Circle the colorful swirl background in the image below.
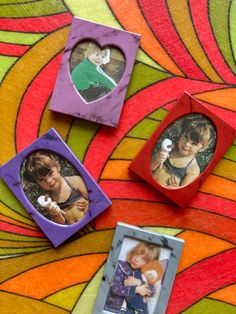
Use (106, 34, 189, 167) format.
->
(0, 1, 236, 313)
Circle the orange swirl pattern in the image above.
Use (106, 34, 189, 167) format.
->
(0, 1, 235, 313)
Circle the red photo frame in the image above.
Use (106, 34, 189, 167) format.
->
(129, 92, 235, 208)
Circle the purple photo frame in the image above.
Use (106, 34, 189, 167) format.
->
(49, 17, 141, 127)
(0, 128, 111, 247)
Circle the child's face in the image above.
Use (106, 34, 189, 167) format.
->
(88, 50, 107, 66)
(130, 254, 147, 269)
(178, 134, 205, 156)
(36, 166, 62, 191)
(144, 270, 158, 284)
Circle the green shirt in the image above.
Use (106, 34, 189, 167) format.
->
(71, 58, 117, 91)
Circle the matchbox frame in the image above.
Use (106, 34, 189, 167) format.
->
(49, 17, 140, 127)
(129, 92, 235, 208)
(0, 128, 111, 247)
(93, 222, 184, 314)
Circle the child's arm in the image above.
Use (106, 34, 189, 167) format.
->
(66, 176, 88, 198)
(151, 150, 169, 171)
(38, 195, 65, 224)
(47, 202, 66, 225)
(71, 65, 91, 91)
(152, 139, 173, 171)
(93, 68, 117, 90)
(46, 201, 66, 224)
(123, 276, 152, 297)
(167, 175, 181, 188)
(111, 262, 136, 297)
(111, 262, 151, 298)
(180, 159, 200, 186)
(124, 276, 142, 286)
(135, 285, 152, 297)
(66, 176, 89, 212)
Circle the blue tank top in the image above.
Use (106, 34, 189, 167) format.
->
(57, 179, 82, 210)
(163, 158, 194, 180)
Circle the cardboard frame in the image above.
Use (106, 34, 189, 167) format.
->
(50, 17, 140, 127)
(129, 92, 235, 207)
(93, 222, 184, 314)
(0, 128, 111, 247)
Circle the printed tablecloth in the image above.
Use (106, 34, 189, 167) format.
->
(0, 1, 236, 313)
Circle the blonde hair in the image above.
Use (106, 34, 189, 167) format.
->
(24, 150, 59, 182)
(126, 241, 160, 264)
(141, 260, 164, 284)
(84, 43, 110, 64)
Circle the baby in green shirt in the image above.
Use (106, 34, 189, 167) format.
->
(71, 43, 117, 102)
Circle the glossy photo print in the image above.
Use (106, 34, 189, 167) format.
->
(0, 128, 111, 247)
(129, 92, 236, 208)
(151, 114, 216, 189)
(50, 17, 140, 127)
(104, 237, 170, 314)
(93, 223, 184, 314)
(70, 41, 125, 103)
(21, 150, 89, 226)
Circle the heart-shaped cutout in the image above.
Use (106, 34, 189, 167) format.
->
(70, 40, 125, 103)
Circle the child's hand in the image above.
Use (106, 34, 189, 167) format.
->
(76, 197, 88, 212)
(46, 201, 64, 216)
(124, 276, 141, 286)
(159, 150, 169, 165)
(152, 150, 169, 170)
(135, 284, 152, 296)
(40, 195, 65, 224)
(167, 175, 180, 188)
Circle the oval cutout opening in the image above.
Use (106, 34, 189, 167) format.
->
(151, 113, 217, 189)
(21, 150, 89, 225)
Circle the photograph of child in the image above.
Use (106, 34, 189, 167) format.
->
(151, 114, 216, 189)
(21, 150, 89, 225)
(70, 41, 125, 102)
(104, 238, 170, 314)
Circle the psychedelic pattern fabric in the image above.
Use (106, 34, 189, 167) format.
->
(0, 1, 236, 313)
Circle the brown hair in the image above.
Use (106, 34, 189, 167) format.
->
(181, 114, 215, 148)
(23, 150, 59, 182)
(141, 260, 164, 284)
(126, 241, 160, 264)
